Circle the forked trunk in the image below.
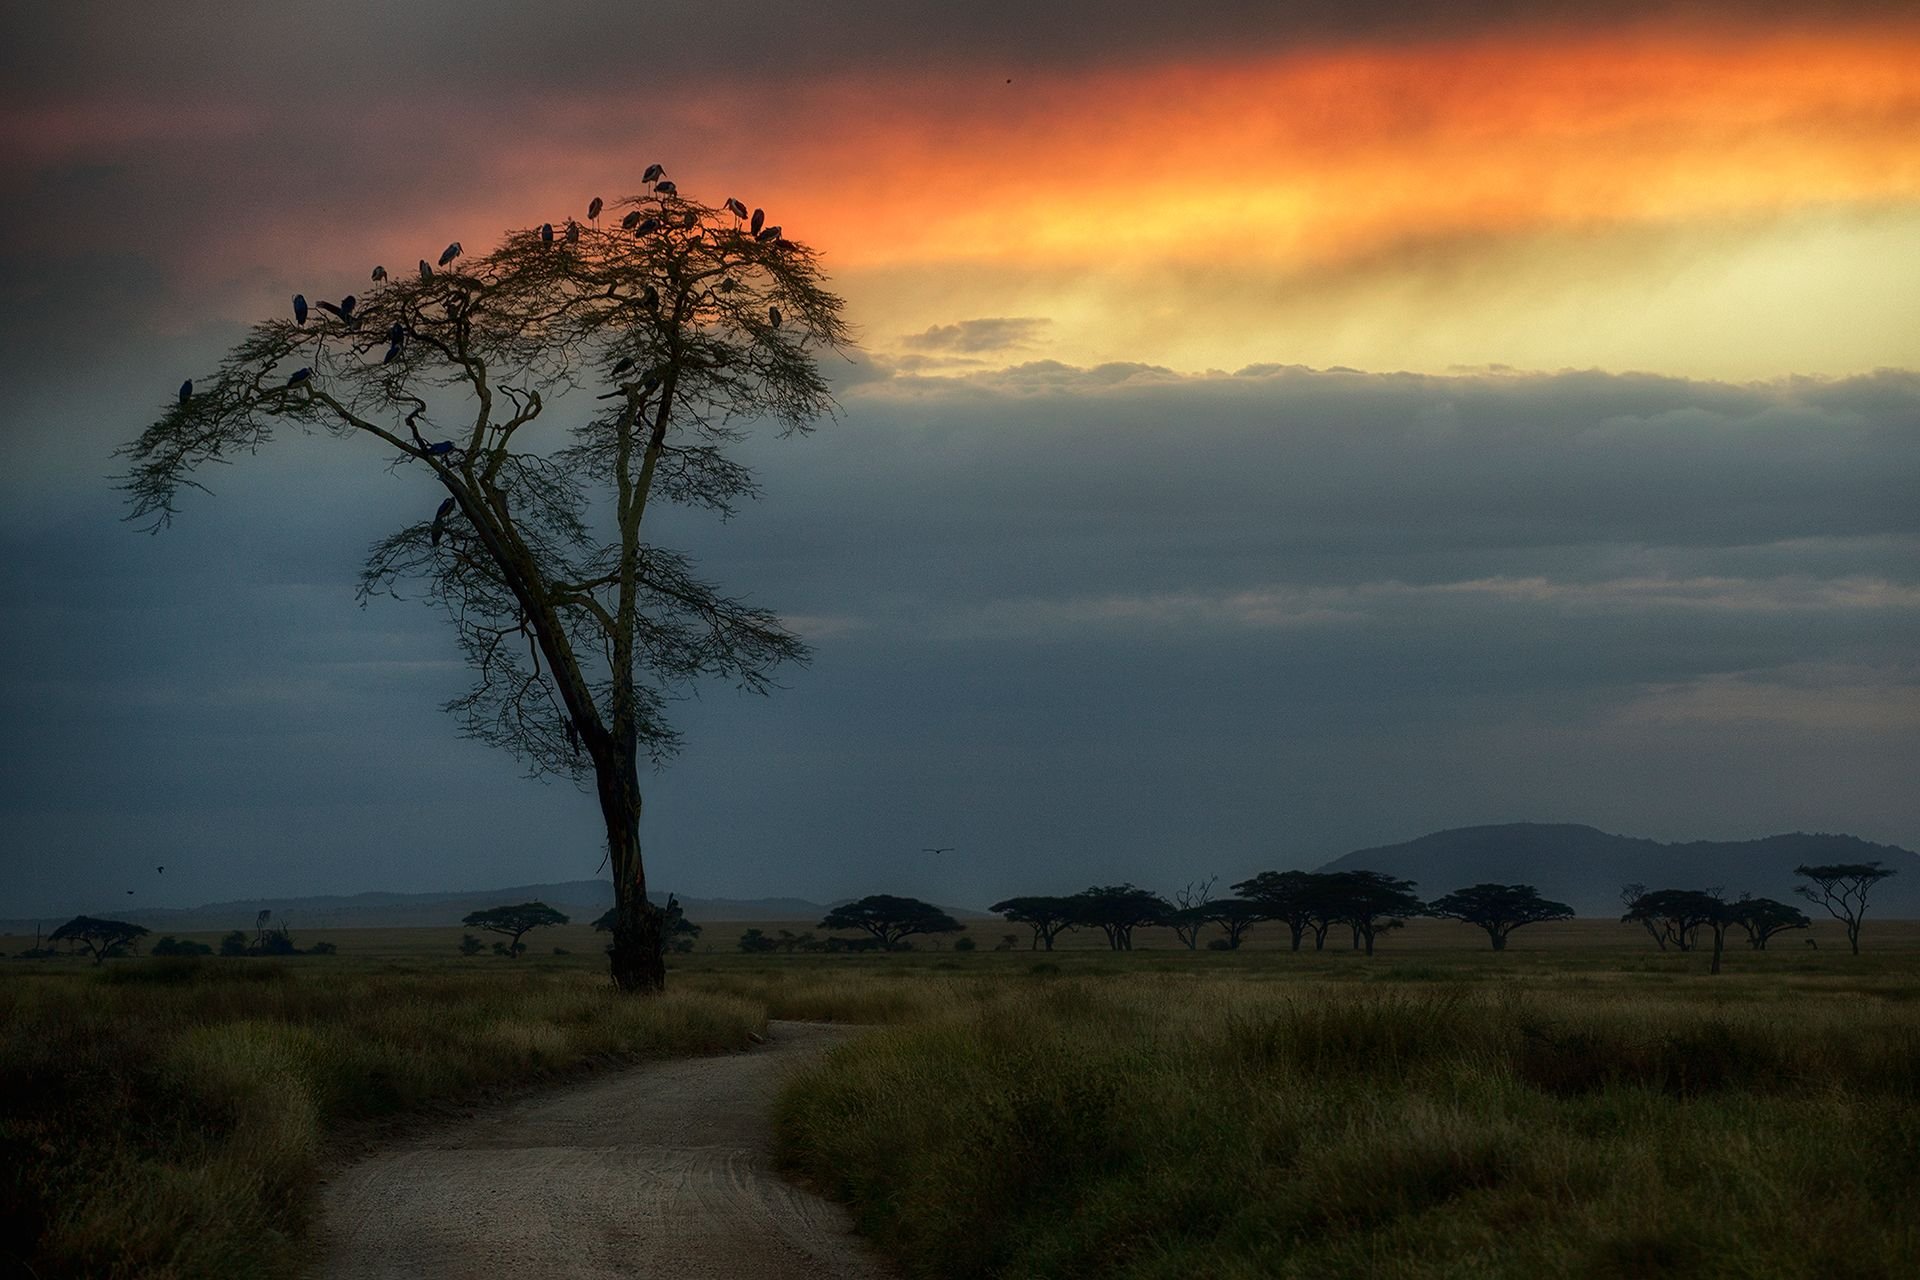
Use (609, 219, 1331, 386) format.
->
(597, 747, 665, 994)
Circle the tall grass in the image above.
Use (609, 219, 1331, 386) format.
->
(0, 959, 764, 1279)
(777, 973, 1920, 1278)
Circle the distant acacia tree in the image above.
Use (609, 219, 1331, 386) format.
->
(1202, 898, 1267, 950)
(1620, 882, 1667, 950)
(462, 902, 569, 957)
(1318, 870, 1425, 956)
(121, 179, 850, 994)
(1231, 870, 1320, 951)
(1794, 862, 1896, 955)
(1623, 889, 1735, 972)
(819, 895, 961, 949)
(1731, 896, 1811, 950)
(48, 916, 149, 965)
(1427, 884, 1574, 951)
(1166, 878, 1218, 950)
(989, 896, 1080, 951)
(1069, 884, 1171, 951)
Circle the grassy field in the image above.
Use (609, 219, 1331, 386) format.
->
(4, 922, 1917, 1278)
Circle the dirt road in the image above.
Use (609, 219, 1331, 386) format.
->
(316, 1021, 890, 1279)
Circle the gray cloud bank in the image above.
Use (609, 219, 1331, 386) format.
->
(2, 360, 1914, 916)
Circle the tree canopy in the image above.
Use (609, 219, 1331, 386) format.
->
(1069, 884, 1170, 951)
(1794, 861, 1895, 955)
(989, 896, 1081, 951)
(462, 902, 569, 957)
(1730, 896, 1810, 950)
(1231, 870, 1324, 951)
(48, 916, 149, 964)
(819, 895, 962, 948)
(121, 177, 850, 993)
(1427, 883, 1574, 951)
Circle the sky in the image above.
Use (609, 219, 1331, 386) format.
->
(1, 1, 1916, 917)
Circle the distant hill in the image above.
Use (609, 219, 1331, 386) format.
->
(4, 882, 836, 932)
(1315, 824, 1920, 916)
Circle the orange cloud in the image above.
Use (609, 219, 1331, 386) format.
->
(748, 24, 1920, 273)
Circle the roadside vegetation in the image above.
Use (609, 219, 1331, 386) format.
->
(777, 967, 1920, 1278)
(0, 960, 763, 1279)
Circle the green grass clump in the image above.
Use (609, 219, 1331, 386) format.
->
(777, 975, 1920, 1279)
(0, 960, 763, 1278)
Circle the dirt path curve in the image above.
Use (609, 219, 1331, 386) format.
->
(316, 1020, 890, 1279)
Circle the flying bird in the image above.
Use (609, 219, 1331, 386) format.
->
(438, 242, 462, 267)
(541, 222, 554, 244)
(653, 180, 677, 197)
(430, 496, 456, 546)
(749, 208, 765, 235)
(643, 163, 665, 184)
(419, 259, 433, 279)
(288, 367, 311, 385)
(371, 265, 387, 282)
(588, 196, 603, 222)
(755, 225, 782, 242)
(156, 866, 164, 873)
(768, 305, 781, 327)
(725, 198, 748, 219)
(177, 379, 192, 404)
(622, 210, 643, 230)
(922, 847, 956, 856)
(293, 294, 308, 325)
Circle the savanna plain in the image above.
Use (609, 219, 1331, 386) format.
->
(3, 918, 1916, 1279)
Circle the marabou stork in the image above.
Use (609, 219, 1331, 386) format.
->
(769, 305, 781, 328)
(588, 196, 604, 222)
(725, 198, 748, 219)
(653, 180, 677, 197)
(293, 294, 308, 325)
(178, 379, 193, 404)
(612, 356, 635, 375)
(755, 225, 782, 242)
(419, 259, 434, 279)
(371, 265, 388, 283)
(642, 163, 665, 184)
(622, 210, 643, 230)
(749, 208, 765, 236)
(288, 367, 311, 385)
(426, 440, 456, 456)
(541, 222, 554, 244)
(438, 242, 462, 267)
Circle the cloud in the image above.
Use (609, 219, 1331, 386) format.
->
(901, 317, 1052, 354)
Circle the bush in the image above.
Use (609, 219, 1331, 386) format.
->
(306, 941, 337, 956)
(739, 928, 780, 954)
(219, 931, 248, 957)
(151, 937, 214, 957)
(459, 933, 485, 956)
(952, 936, 977, 952)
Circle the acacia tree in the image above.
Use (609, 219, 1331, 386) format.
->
(49, 916, 149, 965)
(1427, 883, 1574, 951)
(463, 902, 569, 957)
(120, 179, 849, 992)
(1070, 884, 1170, 951)
(989, 895, 1080, 951)
(1319, 870, 1425, 956)
(1166, 877, 1218, 950)
(819, 895, 962, 949)
(1203, 898, 1267, 949)
(1794, 861, 1896, 955)
(1231, 870, 1320, 951)
(1731, 896, 1810, 950)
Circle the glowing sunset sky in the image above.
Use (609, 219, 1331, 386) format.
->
(1, 2, 1915, 913)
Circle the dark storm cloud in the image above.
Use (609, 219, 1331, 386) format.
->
(5, 359, 1911, 916)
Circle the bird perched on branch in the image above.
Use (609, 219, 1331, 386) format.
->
(621, 210, 643, 230)
(288, 368, 311, 385)
(725, 198, 748, 219)
(371, 265, 387, 282)
(756, 225, 782, 242)
(749, 208, 765, 236)
(769, 306, 781, 328)
(438, 242, 462, 267)
(293, 294, 308, 325)
(541, 222, 554, 244)
(426, 440, 455, 456)
(418, 259, 433, 279)
(430, 496, 456, 546)
(588, 196, 603, 222)
(177, 379, 192, 404)
(643, 163, 665, 184)
(653, 180, 677, 198)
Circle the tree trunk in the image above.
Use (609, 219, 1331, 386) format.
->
(598, 747, 664, 994)
(1289, 921, 1305, 951)
(1362, 926, 1375, 957)
(1490, 930, 1508, 951)
(1847, 919, 1861, 955)
(1709, 925, 1724, 975)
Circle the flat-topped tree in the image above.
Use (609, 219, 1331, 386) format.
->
(819, 895, 962, 949)
(1731, 896, 1811, 950)
(462, 902, 569, 957)
(1069, 884, 1171, 951)
(1427, 883, 1574, 951)
(49, 916, 149, 964)
(1794, 861, 1895, 955)
(120, 178, 850, 993)
(989, 896, 1080, 951)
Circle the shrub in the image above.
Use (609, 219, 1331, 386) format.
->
(459, 933, 485, 956)
(219, 931, 248, 957)
(306, 941, 337, 956)
(952, 936, 977, 952)
(150, 937, 214, 957)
